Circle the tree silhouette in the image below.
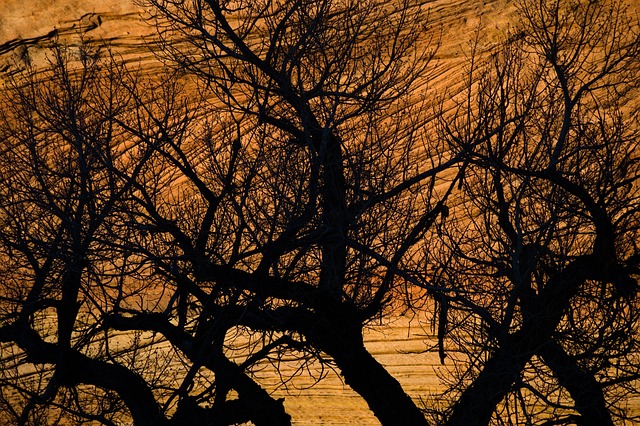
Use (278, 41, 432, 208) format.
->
(0, 46, 169, 425)
(1, 0, 451, 424)
(429, 0, 640, 424)
(114, 0, 449, 424)
(1, 0, 640, 425)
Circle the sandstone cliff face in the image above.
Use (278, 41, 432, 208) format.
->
(0, 3, 516, 424)
(3, 2, 638, 425)
(0, 1, 516, 79)
(0, 0, 150, 74)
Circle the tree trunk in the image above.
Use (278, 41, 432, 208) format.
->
(312, 319, 428, 426)
(443, 333, 531, 426)
(217, 356, 291, 426)
(538, 341, 613, 426)
(444, 257, 594, 426)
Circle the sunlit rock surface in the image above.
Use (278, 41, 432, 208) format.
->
(1, 1, 639, 424)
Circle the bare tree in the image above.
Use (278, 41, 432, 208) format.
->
(7, 1, 639, 425)
(0, 44, 299, 425)
(1, 0, 455, 424)
(111, 0, 454, 424)
(429, 0, 640, 424)
(0, 46, 169, 425)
